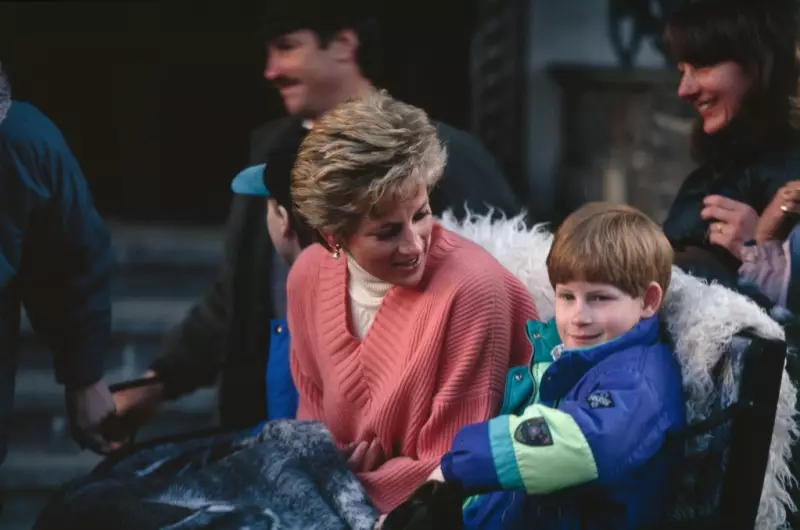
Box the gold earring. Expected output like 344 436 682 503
331 244 342 260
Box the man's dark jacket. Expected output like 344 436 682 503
151 116 521 428
0 101 113 463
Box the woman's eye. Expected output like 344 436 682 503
375 227 400 240
413 210 431 222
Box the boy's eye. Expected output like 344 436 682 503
589 294 614 302
558 293 574 301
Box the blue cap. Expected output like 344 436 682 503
231 163 269 196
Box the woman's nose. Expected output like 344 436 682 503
677 72 699 99
398 228 423 254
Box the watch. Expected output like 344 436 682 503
740 240 759 264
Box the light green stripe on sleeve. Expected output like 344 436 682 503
508 405 599 495
488 415 525 491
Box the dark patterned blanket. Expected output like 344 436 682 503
34 420 379 530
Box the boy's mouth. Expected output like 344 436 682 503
569 333 603 345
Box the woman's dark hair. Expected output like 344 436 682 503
662 0 800 159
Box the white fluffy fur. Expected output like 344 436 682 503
439 211 798 529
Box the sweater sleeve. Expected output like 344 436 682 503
287 247 325 421
358 273 538 513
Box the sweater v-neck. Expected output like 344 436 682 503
345 252 393 339
315 225 449 406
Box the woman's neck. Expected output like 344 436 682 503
691 97 796 167
346 253 393 301
345 253 392 339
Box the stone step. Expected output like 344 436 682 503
108 222 225 268
108 222 223 299
1 489 54 530
17 297 195 370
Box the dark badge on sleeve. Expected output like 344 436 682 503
586 391 615 409
514 417 554 447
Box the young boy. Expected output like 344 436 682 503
430 202 687 529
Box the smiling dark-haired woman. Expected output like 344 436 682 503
660 0 800 287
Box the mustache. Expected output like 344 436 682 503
272 77 300 89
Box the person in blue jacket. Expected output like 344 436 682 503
427 202 687 530
0 64 117 462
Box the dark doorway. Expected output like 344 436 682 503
0 0 474 226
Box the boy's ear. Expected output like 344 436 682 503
276 204 293 237
641 282 663 319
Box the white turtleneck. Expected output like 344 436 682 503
345 252 393 339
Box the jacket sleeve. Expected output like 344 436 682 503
431 125 521 220
781 225 800 313
150 194 252 398
11 131 113 389
440 369 672 495
149 121 282 399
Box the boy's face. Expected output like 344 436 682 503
554 281 663 350
266 199 301 264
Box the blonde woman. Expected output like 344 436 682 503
287 90 538 514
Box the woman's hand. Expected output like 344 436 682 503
701 195 759 259
755 181 800 243
342 439 387 473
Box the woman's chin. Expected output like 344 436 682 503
701 114 730 135
388 262 426 287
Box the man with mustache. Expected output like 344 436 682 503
113 0 520 432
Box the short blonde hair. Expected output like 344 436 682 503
547 202 673 298
291 89 447 239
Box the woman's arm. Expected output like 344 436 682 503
359 273 537 513
286 248 325 420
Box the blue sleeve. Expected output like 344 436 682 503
784 225 800 314
4 109 113 388
441 369 673 495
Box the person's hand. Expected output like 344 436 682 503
64 379 119 454
374 514 387 530
342 439 386 472
756 181 800 243
701 195 759 259
111 370 165 442
427 465 445 483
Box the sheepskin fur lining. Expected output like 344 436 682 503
439 212 798 529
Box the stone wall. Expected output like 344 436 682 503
549 66 697 225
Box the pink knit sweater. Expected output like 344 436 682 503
287 223 538 513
